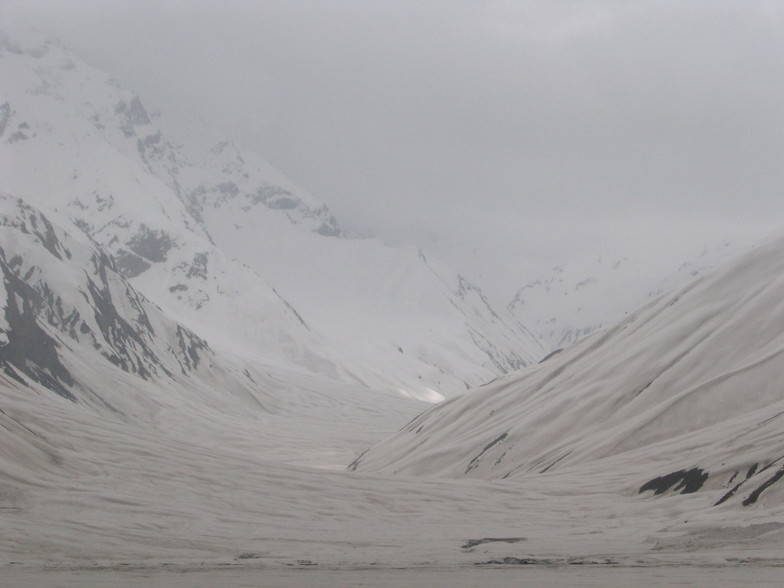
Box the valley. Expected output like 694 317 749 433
1 33 783 587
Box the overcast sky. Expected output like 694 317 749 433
3 0 784 299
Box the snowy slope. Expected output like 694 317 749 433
7 361 784 574
354 231 784 512
0 191 280 419
0 194 213 401
0 37 332 376
0 193 426 464
179 122 545 397
508 239 749 351
196 174 543 396
3 35 784 578
2 219 783 574
0 36 543 398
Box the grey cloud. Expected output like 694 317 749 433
2 0 783 298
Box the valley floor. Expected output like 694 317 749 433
3 377 784 587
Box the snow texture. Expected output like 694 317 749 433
2 34 784 584
355 230 784 516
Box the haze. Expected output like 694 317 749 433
2 0 783 299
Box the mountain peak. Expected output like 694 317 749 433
194 138 344 238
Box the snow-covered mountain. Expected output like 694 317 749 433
0 193 427 465
3 34 784 577
1 193 224 405
353 231 784 510
508 240 748 352
0 36 544 399
4 193 784 573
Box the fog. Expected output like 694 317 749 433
3 0 783 298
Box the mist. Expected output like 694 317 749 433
2 0 783 298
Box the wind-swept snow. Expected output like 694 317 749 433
354 231 784 516
3 364 784 579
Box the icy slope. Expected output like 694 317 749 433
353 231 784 509
0 36 543 396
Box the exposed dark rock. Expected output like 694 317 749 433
83 260 158 379
475 557 559 566
115 95 151 136
217 182 240 197
346 448 370 472
465 432 509 474
128 226 173 263
7 129 28 143
314 205 342 237
173 325 209 373
538 348 563 363
272 288 309 330
743 465 784 506
251 184 289 205
475 556 617 566
539 451 572 474
639 468 709 496
2 199 70 261
462 537 526 551
115 250 151 278
2 197 215 394
0 250 76 401
126 96 152 126
186 252 208 280
0 101 11 137
266 196 298 210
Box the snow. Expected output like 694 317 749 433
0 37 543 399
2 34 784 586
3 366 784 585
2 184 784 588
508 238 753 352
354 231 784 519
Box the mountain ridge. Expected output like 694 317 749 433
508 238 750 351
352 230 784 511
0 35 544 399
